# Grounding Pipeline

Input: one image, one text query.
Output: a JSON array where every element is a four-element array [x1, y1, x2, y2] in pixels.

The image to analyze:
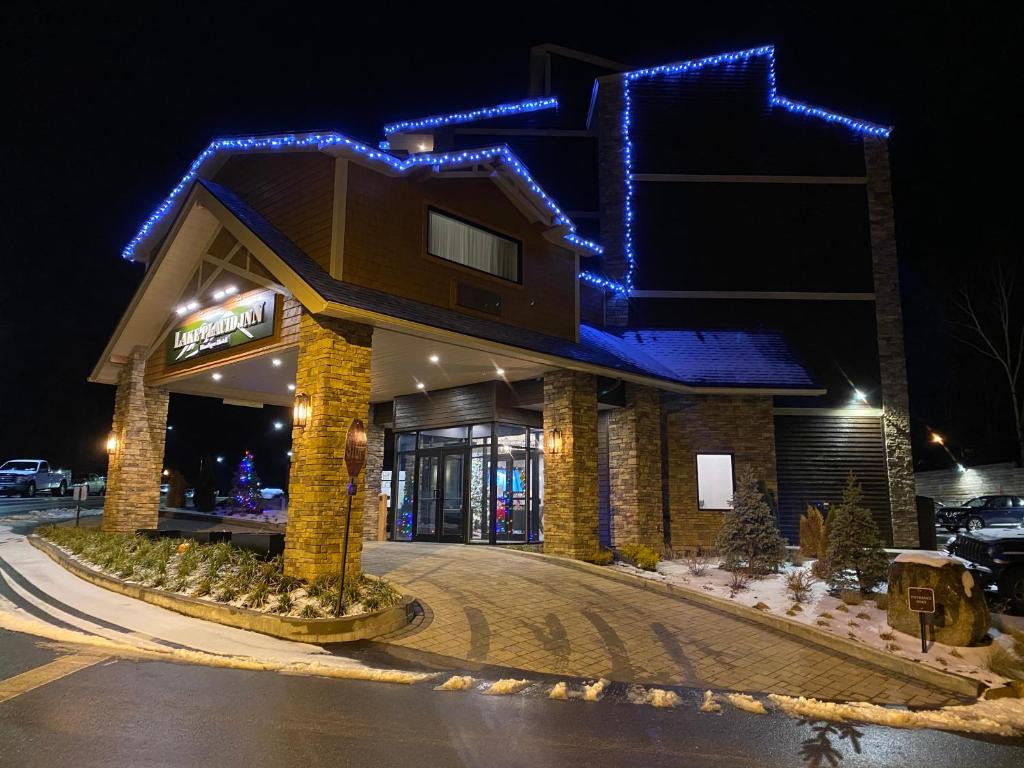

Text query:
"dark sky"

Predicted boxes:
[[2, 3, 1020, 485]]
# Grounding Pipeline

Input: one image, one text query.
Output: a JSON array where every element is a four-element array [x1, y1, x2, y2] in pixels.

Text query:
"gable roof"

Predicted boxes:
[[121, 132, 603, 265], [383, 96, 559, 136], [199, 178, 820, 395]]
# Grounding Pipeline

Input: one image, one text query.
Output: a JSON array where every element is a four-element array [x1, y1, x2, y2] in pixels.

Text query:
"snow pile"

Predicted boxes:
[[726, 693, 768, 714], [768, 694, 1024, 738], [699, 690, 722, 714], [548, 681, 569, 699], [483, 678, 531, 695], [626, 685, 680, 708], [961, 570, 975, 598], [582, 678, 609, 702], [894, 551, 956, 567], [435, 675, 476, 691]]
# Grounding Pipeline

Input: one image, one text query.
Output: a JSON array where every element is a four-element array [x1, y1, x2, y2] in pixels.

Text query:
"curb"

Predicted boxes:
[[500, 548, 983, 699], [28, 535, 415, 644], [159, 508, 285, 532]]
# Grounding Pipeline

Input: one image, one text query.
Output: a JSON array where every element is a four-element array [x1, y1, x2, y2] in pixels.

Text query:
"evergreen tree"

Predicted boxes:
[[193, 455, 217, 512], [231, 451, 264, 513], [826, 473, 890, 593], [715, 468, 788, 574]]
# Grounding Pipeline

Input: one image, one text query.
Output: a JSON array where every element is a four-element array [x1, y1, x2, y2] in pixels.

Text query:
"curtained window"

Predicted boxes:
[[428, 209, 520, 282]]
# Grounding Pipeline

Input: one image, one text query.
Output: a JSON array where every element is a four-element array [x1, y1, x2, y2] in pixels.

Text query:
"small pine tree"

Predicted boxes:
[[799, 504, 829, 560], [715, 468, 788, 574], [231, 451, 264, 514], [193, 455, 217, 512], [826, 473, 890, 593]]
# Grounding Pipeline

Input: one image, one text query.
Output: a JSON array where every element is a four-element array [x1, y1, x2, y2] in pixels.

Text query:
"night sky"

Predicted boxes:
[[2, 4, 1020, 487]]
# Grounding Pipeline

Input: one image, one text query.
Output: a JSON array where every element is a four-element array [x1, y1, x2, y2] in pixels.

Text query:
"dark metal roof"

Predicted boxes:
[[201, 178, 819, 392]]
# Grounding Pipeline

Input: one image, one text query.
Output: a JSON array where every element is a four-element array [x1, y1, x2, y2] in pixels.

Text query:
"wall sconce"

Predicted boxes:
[[293, 392, 310, 429], [547, 426, 563, 455], [106, 432, 117, 455]]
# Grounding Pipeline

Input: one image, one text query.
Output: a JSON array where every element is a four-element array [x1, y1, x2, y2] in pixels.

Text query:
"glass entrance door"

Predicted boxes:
[[414, 449, 466, 542]]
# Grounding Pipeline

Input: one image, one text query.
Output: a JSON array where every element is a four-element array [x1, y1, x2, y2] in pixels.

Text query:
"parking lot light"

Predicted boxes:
[[930, 432, 944, 445]]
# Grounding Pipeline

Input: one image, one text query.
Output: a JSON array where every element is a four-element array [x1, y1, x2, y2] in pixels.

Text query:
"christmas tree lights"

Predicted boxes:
[[231, 451, 264, 514]]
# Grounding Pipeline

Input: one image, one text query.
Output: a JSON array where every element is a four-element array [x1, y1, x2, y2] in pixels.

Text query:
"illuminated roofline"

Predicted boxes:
[[383, 97, 559, 136]]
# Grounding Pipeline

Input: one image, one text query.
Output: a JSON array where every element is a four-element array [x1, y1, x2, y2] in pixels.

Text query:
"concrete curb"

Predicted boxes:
[[159, 508, 285, 532], [500, 548, 983, 699], [29, 535, 415, 644]]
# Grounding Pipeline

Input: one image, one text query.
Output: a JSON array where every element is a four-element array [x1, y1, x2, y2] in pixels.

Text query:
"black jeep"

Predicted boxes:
[[949, 527, 1024, 607]]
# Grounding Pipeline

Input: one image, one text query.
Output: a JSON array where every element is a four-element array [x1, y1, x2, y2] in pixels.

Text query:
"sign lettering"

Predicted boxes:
[[908, 587, 935, 614], [166, 289, 277, 365]]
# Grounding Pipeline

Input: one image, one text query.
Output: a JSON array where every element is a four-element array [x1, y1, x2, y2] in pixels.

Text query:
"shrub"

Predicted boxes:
[[785, 570, 816, 604], [985, 645, 1024, 678], [243, 582, 271, 610], [584, 549, 614, 566], [799, 505, 829, 560], [839, 590, 864, 606], [826, 474, 890, 594], [872, 593, 889, 611], [618, 544, 661, 571], [272, 592, 294, 614], [299, 604, 322, 619], [361, 577, 401, 612], [687, 555, 710, 577], [789, 550, 805, 567], [715, 468, 787, 575], [729, 570, 751, 595]]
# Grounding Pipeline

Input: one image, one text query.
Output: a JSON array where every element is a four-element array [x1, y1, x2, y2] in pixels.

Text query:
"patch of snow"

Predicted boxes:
[[962, 570, 974, 598], [435, 675, 476, 691], [582, 677, 609, 702], [648, 689, 681, 708], [726, 693, 768, 714], [548, 681, 569, 700], [894, 551, 956, 567], [483, 678, 531, 695], [768, 694, 1024, 738], [700, 690, 722, 714]]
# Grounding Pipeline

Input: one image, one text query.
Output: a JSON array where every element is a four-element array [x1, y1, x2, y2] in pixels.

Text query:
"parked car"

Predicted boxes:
[[260, 487, 285, 500], [948, 527, 1024, 607], [936, 495, 1024, 532], [74, 473, 106, 495], [0, 460, 72, 497]]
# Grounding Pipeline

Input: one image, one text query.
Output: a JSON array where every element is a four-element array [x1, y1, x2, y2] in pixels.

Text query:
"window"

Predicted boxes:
[[428, 209, 520, 282], [696, 454, 734, 510]]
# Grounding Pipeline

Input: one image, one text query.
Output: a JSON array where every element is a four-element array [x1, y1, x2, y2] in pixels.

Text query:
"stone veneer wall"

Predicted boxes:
[[543, 371, 600, 558], [865, 137, 919, 547], [608, 384, 664, 549], [662, 394, 777, 550], [596, 77, 629, 327], [285, 312, 373, 582], [362, 422, 385, 541], [104, 346, 168, 533]]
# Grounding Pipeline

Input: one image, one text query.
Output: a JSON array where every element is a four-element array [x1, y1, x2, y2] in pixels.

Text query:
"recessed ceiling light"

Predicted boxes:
[[429, 354, 440, 364], [271, 358, 282, 367], [225, 286, 238, 295], [175, 306, 188, 316], [495, 368, 505, 377], [287, 383, 296, 391], [416, 382, 425, 390], [213, 290, 225, 300], [211, 372, 223, 381], [187, 301, 199, 311]]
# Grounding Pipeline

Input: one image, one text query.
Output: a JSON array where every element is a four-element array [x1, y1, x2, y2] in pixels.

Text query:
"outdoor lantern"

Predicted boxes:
[[105, 431, 117, 455], [547, 426, 563, 455], [293, 392, 310, 429]]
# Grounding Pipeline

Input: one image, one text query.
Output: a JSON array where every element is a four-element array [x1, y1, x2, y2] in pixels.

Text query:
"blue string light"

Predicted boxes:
[[619, 44, 892, 292], [121, 132, 603, 262], [383, 97, 558, 136]]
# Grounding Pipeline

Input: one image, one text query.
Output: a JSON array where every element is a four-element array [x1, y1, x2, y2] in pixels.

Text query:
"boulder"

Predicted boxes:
[[886, 551, 989, 647]]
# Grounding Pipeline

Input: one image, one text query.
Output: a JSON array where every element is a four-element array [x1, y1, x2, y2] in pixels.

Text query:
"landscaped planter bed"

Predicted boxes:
[[33, 525, 414, 643]]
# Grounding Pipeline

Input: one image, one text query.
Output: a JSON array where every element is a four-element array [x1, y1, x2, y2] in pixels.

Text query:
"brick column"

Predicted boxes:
[[285, 313, 373, 582], [608, 384, 663, 549], [362, 421, 385, 541], [865, 137, 919, 547], [597, 77, 629, 327], [103, 346, 168, 533], [542, 370, 599, 558]]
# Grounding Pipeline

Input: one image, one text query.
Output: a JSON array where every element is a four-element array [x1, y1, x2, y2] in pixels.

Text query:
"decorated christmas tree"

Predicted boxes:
[[715, 468, 788, 574], [231, 451, 264, 514], [826, 473, 889, 593]]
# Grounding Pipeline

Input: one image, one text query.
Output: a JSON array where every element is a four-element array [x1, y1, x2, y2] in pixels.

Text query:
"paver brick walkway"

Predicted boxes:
[[363, 543, 962, 707]]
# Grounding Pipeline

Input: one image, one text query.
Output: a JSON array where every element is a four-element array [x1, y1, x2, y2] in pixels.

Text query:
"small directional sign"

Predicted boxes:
[[908, 587, 935, 614]]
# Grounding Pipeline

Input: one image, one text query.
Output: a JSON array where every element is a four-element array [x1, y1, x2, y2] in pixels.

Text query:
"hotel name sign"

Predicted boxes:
[[167, 289, 278, 365]]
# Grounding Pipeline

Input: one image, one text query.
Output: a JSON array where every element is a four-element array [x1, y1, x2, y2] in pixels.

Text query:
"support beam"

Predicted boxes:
[[608, 384, 663, 549]]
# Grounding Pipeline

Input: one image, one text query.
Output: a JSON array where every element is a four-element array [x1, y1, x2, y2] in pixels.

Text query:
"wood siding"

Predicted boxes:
[[342, 163, 578, 341], [213, 153, 335, 273], [774, 413, 893, 546], [393, 382, 498, 432]]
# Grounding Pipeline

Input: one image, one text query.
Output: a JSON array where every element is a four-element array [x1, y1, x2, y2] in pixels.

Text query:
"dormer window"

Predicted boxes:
[[427, 208, 521, 283]]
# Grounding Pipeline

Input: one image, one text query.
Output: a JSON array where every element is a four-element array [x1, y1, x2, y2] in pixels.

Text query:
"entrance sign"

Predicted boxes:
[[166, 289, 277, 365], [908, 587, 936, 653]]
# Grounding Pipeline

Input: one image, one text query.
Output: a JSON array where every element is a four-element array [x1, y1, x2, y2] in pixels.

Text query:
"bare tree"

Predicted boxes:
[[953, 262, 1024, 467]]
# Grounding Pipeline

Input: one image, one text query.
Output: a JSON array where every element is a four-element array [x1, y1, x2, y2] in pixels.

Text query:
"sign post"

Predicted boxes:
[[72, 484, 88, 527], [908, 587, 936, 654], [336, 419, 368, 617]]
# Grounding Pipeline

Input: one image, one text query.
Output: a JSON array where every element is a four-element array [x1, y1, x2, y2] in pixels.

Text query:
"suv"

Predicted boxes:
[[949, 528, 1024, 607], [936, 495, 1024, 532]]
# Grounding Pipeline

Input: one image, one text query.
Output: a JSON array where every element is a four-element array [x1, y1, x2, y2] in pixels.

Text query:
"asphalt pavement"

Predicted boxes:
[[0, 496, 104, 517]]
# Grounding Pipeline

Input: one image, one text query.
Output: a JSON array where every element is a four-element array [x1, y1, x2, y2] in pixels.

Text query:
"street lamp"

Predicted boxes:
[[930, 432, 944, 445]]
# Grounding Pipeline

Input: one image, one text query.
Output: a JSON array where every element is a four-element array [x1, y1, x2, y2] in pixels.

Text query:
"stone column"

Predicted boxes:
[[542, 370, 599, 558], [362, 421, 385, 541], [597, 77, 629, 327], [103, 346, 168, 533], [285, 312, 373, 582], [608, 384, 663, 549], [865, 137, 919, 548]]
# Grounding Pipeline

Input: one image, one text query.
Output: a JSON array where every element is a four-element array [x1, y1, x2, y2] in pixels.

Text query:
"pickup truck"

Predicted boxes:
[[948, 527, 1024, 608], [0, 460, 72, 498]]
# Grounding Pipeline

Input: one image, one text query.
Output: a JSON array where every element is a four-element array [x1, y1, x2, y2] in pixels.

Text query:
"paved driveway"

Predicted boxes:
[[362, 542, 960, 707]]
